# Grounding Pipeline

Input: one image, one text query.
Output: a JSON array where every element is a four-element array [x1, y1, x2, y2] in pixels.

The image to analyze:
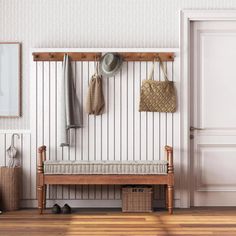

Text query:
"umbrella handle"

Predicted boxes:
[[11, 133, 20, 147]]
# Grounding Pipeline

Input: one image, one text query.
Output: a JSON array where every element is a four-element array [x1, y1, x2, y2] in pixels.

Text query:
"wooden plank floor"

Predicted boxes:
[[0, 208, 236, 235]]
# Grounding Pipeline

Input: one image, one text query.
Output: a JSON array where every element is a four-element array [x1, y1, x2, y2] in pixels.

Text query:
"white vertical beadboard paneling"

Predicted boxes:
[[43, 62, 50, 199], [30, 60, 37, 200], [108, 75, 115, 161], [75, 61, 83, 199], [167, 61, 174, 147], [5, 134, 12, 168], [87, 61, 96, 200], [114, 70, 121, 161], [75, 61, 83, 161], [95, 77, 102, 162], [37, 62, 44, 148], [26, 49, 180, 206], [153, 62, 160, 160], [56, 61, 63, 200], [22, 133, 31, 199], [173, 55, 181, 200], [0, 134, 6, 166], [101, 76, 108, 162], [107, 73, 115, 199], [4, 135, 10, 168], [134, 62, 141, 162], [95, 185, 102, 200], [101, 76, 109, 198], [49, 61, 57, 199], [56, 61, 63, 162], [88, 62, 96, 162], [82, 61, 90, 199], [18, 134, 23, 167], [121, 64, 128, 161], [127, 62, 134, 161], [160, 62, 167, 160], [82, 62, 89, 161], [140, 62, 147, 161], [50, 62, 57, 161], [44, 62, 50, 158], [146, 62, 154, 161]]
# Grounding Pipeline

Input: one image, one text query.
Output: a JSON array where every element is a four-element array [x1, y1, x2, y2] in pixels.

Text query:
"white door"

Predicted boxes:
[[190, 21, 236, 206]]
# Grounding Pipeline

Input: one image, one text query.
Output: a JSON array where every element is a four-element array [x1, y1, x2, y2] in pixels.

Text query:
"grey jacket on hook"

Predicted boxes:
[[59, 54, 82, 147]]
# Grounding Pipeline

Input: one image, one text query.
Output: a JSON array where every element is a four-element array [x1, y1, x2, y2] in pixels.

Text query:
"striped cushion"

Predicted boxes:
[[43, 160, 168, 175]]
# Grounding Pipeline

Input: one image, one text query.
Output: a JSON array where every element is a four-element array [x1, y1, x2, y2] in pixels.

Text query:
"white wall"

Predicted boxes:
[[1, 0, 236, 129]]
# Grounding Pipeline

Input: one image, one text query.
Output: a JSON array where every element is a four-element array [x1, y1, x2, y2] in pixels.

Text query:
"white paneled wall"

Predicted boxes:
[[28, 49, 181, 208], [1, 1, 236, 129]]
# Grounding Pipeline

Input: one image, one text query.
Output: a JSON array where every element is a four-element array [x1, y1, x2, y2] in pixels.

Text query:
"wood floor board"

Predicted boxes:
[[0, 208, 236, 235]]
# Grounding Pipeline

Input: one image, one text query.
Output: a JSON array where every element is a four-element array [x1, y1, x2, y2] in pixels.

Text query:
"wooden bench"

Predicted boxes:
[[37, 145, 174, 214]]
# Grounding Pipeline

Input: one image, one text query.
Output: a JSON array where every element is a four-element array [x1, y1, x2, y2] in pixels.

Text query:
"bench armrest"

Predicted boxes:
[[165, 145, 174, 174], [38, 146, 46, 174]]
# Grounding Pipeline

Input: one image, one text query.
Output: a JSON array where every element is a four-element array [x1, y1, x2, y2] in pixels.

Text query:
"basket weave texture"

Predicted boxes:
[[122, 187, 153, 213], [0, 167, 22, 211]]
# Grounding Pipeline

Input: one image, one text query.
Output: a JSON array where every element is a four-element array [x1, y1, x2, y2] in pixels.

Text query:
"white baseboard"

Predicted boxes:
[[21, 199, 180, 208]]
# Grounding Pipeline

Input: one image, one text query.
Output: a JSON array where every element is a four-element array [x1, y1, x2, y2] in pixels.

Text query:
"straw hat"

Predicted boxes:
[[99, 53, 123, 77]]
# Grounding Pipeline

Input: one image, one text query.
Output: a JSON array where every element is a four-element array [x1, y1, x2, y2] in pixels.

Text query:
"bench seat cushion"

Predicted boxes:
[[43, 160, 168, 175]]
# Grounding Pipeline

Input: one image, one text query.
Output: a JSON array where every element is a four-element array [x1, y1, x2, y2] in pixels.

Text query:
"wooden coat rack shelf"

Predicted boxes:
[[32, 52, 175, 62]]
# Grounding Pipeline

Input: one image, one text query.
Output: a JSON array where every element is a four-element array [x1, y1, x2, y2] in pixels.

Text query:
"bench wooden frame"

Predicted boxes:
[[37, 145, 174, 214]]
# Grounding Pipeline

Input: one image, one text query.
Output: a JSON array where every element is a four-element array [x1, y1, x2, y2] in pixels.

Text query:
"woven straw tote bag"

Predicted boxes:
[[139, 57, 177, 113]]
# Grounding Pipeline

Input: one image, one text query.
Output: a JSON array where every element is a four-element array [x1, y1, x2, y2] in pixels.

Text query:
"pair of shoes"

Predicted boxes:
[[52, 204, 71, 214]]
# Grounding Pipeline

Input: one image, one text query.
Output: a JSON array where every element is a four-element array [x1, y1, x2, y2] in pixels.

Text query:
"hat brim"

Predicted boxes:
[[99, 54, 123, 77]]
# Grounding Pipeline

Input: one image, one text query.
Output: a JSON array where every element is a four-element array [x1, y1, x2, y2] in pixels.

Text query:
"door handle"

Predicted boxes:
[[190, 126, 205, 131]]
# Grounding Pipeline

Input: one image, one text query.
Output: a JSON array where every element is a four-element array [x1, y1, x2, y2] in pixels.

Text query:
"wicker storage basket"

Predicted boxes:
[[122, 186, 153, 212], [0, 167, 22, 211]]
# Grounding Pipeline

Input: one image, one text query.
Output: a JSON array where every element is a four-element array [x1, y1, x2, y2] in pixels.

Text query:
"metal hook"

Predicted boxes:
[[11, 133, 20, 147], [156, 54, 161, 61], [49, 53, 54, 59]]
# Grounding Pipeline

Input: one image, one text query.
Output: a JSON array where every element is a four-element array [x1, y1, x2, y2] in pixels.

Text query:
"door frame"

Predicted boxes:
[[180, 10, 236, 208]]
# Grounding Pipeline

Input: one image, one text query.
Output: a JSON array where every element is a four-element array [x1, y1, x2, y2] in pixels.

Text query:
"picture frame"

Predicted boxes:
[[0, 42, 21, 117]]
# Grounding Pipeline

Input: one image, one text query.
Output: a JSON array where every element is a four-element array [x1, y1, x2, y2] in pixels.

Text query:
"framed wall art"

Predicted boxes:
[[0, 42, 21, 117]]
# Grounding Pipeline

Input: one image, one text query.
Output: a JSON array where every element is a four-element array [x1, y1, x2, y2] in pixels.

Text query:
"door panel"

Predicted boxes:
[[200, 34, 236, 128], [191, 21, 236, 206]]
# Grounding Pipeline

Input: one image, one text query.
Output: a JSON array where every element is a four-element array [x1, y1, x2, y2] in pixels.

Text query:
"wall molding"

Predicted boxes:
[[0, 130, 31, 134]]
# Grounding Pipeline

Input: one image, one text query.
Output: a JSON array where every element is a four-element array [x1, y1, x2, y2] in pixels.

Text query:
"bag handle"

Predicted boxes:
[[94, 56, 99, 75], [148, 56, 169, 81]]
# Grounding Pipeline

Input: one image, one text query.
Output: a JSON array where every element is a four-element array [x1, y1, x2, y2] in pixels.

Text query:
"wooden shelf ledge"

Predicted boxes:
[[32, 52, 175, 62]]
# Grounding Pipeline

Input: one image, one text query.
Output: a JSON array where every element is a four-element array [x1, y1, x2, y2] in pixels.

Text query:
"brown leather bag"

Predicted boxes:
[[139, 58, 177, 113]]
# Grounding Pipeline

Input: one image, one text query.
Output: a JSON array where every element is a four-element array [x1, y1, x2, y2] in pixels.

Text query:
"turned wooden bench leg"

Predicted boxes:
[[43, 185, 47, 210], [165, 185, 168, 209], [37, 146, 46, 214], [165, 145, 174, 214], [167, 185, 173, 214], [37, 185, 44, 214]]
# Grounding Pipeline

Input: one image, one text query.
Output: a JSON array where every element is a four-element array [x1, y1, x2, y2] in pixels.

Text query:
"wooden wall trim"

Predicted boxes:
[[32, 52, 175, 62]]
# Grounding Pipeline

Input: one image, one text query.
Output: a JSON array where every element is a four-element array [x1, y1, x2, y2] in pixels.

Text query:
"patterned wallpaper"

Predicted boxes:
[[0, 0, 236, 129]]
